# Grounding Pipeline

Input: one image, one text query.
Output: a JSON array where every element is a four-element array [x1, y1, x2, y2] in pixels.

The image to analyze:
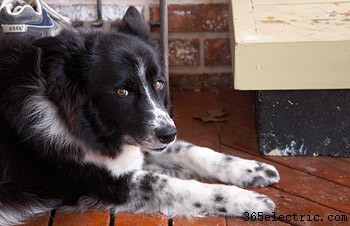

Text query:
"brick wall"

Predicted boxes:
[[46, 0, 233, 92]]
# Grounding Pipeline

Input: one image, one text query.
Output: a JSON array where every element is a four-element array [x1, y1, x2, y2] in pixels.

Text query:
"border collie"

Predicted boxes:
[[0, 7, 280, 225]]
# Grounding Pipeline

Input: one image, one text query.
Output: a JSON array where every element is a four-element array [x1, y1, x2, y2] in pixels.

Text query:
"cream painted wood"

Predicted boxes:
[[229, 0, 350, 90]]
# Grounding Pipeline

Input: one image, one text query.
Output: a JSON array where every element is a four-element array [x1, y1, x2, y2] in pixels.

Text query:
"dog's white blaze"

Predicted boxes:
[[84, 145, 144, 177], [137, 60, 175, 128]]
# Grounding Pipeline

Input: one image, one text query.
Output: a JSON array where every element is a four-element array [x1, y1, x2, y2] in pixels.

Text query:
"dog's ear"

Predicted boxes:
[[32, 30, 85, 57], [118, 6, 149, 40], [33, 30, 87, 94], [32, 30, 86, 79], [32, 30, 88, 112]]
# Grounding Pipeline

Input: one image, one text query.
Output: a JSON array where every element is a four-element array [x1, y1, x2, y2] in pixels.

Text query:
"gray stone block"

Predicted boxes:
[[257, 90, 350, 157]]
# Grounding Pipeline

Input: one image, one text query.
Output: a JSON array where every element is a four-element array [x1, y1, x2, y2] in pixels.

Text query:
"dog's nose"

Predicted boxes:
[[156, 126, 177, 144]]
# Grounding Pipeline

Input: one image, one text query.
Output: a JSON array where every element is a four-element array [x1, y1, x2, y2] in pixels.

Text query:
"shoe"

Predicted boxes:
[[0, 0, 70, 36]]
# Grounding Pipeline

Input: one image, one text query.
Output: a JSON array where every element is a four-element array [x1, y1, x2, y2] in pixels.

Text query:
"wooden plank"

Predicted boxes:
[[217, 89, 256, 130], [227, 216, 291, 225], [264, 156, 350, 187], [172, 91, 220, 150], [271, 161, 350, 213], [172, 216, 225, 226], [218, 99, 255, 130], [114, 213, 168, 226], [221, 145, 350, 214], [218, 89, 253, 108], [341, 158, 350, 163], [231, 0, 350, 43], [21, 212, 51, 226], [254, 3, 350, 42], [247, 187, 349, 226], [219, 123, 258, 152], [52, 211, 110, 226], [229, 0, 257, 43]]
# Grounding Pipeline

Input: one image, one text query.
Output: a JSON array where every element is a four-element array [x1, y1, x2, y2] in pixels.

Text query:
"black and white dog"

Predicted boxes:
[[0, 7, 279, 225]]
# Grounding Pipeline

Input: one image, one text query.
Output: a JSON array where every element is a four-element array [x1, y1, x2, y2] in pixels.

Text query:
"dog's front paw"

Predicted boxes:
[[157, 179, 276, 218], [213, 186, 276, 217], [240, 161, 280, 187], [243, 192, 276, 216], [223, 157, 280, 187]]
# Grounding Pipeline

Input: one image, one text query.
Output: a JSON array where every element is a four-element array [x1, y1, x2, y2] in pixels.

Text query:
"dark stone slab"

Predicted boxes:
[[257, 90, 350, 156]]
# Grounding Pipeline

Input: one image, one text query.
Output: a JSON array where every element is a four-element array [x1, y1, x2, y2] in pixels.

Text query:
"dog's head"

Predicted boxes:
[[32, 7, 176, 156]]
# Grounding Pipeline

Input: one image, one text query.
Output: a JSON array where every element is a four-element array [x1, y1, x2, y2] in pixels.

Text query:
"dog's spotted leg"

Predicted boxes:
[[115, 170, 276, 217], [143, 140, 280, 187]]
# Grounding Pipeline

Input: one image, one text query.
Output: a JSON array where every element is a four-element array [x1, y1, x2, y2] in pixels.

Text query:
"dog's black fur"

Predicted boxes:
[[0, 7, 279, 225]]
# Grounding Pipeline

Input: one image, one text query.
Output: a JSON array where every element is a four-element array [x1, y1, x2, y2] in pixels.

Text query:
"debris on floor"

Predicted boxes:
[[193, 108, 229, 123]]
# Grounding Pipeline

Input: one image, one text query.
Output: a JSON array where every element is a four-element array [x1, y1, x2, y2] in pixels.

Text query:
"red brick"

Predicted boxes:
[[204, 38, 232, 66], [169, 73, 233, 92], [169, 39, 200, 66], [150, 4, 160, 21], [150, 4, 229, 32]]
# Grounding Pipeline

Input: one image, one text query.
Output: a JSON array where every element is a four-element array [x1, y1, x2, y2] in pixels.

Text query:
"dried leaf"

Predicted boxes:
[[193, 108, 229, 123], [208, 108, 227, 118]]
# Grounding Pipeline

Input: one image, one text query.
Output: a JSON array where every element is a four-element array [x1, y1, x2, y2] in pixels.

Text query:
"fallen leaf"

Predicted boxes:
[[192, 108, 229, 123], [208, 108, 227, 118]]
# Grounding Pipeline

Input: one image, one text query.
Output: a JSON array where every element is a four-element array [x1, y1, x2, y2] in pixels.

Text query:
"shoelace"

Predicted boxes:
[[41, 1, 70, 25], [4, 0, 28, 13], [1, 0, 70, 24]]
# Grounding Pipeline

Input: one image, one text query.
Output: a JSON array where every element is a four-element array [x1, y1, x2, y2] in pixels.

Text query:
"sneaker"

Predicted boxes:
[[0, 0, 70, 36]]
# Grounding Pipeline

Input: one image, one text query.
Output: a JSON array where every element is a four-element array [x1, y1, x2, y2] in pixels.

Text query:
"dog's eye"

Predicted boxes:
[[154, 81, 164, 90], [116, 88, 129, 97]]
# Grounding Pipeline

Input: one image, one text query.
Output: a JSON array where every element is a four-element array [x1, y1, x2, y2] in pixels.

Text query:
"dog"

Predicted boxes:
[[0, 6, 280, 225]]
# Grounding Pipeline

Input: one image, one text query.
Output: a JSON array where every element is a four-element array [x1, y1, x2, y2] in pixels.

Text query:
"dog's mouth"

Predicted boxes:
[[123, 124, 177, 153], [151, 146, 168, 151], [142, 146, 168, 153], [123, 135, 175, 153]]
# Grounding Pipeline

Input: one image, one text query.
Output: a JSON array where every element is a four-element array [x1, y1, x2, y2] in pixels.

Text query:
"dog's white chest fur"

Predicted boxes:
[[84, 145, 144, 177]]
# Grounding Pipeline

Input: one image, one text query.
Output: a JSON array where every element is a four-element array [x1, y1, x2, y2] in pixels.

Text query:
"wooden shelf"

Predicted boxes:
[[229, 0, 350, 90]]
